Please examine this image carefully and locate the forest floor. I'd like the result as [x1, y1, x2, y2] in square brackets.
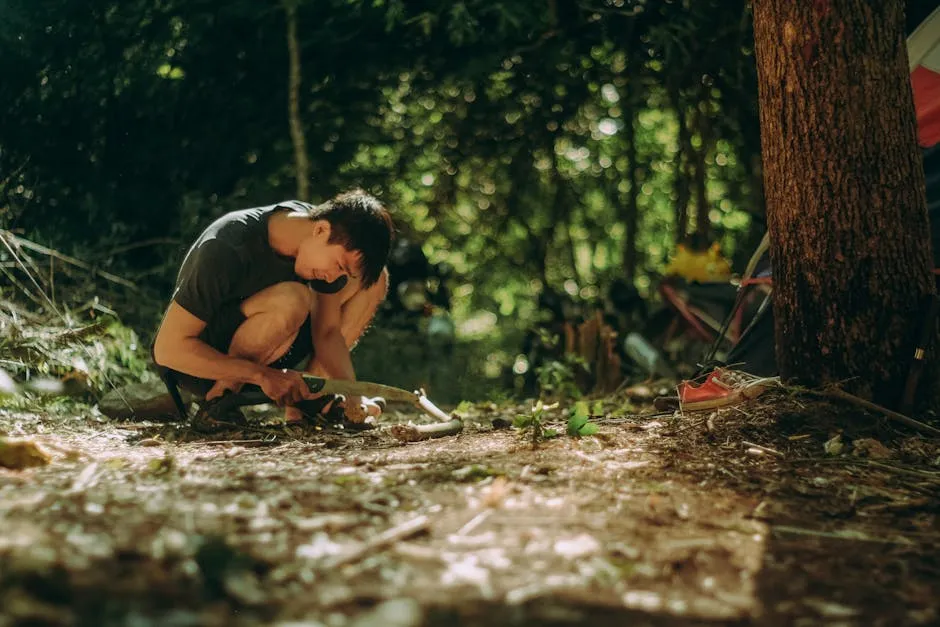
[1, 386, 939, 627]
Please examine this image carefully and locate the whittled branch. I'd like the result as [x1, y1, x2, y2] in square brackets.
[389, 419, 464, 443]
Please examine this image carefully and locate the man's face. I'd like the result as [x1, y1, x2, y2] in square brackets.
[295, 221, 363, 286]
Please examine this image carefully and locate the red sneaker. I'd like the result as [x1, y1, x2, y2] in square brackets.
[678, 368, 774, 411]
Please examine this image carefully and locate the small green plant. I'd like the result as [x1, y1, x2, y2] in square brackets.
[453, 400, 475, 416]
[513, 400, 560, 447]
[535, 355, 584, 400]
[567, 401, 599, 438]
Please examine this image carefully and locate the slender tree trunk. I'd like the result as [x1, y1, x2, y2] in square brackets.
[550, 149, 581, 285]
[752, 0, 933, 404]
[622, 88, 640, 281]
[692, 94, 712, 241]
[285, 1, 311, 201]
[669, 85, 692, 244]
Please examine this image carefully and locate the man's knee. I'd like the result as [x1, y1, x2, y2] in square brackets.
[241, 281, 311, 334]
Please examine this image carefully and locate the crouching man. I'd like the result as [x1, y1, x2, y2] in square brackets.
[152, 189, 393, 425]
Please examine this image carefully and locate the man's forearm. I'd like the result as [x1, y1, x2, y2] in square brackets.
[309, 329, 356, 380]
[155, 337, 265, 385]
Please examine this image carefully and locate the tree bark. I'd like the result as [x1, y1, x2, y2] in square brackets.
[692, 93, 712, 241]
[669, 84, 693, 244]
[752, 0, 933, 404]
[622, 88, 640, 281]
[285, 1, 311, 201]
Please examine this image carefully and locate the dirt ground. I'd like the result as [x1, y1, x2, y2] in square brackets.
[1, 387, 939, 627]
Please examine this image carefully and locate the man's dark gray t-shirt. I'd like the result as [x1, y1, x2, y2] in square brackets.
[173, 200, 313, 350]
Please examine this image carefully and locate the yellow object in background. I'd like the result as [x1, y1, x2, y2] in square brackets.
[664, 242, 732, 282]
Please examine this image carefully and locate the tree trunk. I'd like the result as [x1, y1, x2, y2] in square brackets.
[622, 88, 640, 281]
[285, 1, 311, 201]
[669, 85, 693, 244]
[752, 0, 933, 404]
[692, 94, 712, 241]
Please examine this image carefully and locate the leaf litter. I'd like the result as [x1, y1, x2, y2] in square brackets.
[0, 387, 938, 626]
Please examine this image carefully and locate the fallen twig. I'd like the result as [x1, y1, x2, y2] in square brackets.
[454, 510, 492, 537]
[771, 524, 916, 545]
[388, 418, 464, 443]
[0, 230, 139, 291]
[47, 321, 110, 344]
[320, 514, 430, 570]
[742, 440, 785, 457]
[785, 456, 940, 484]
[197, 439, 278, 448]
[812, 386, 940, 437]
[863, 460, 940, 482]
[96, 238, 180, 259]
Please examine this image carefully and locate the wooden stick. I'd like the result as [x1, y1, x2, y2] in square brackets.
[97, 238, 179, 259]
[388, 419, 464, 443]
[742, 440, 785, 457]
[820, 386, 940, 437]
[320, 514, 430, 569]
[863, 460, 940, 482]
[197, 439, 278, 448]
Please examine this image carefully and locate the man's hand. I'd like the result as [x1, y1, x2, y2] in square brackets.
[257, 368, 318, 407]
[205, 379, 244, 401]
[343, 395, 384, 423]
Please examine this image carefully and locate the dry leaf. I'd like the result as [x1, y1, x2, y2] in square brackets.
[823, 434, 844, 456]
[0, 438, 52, 470]
[852, 438, 892, 460]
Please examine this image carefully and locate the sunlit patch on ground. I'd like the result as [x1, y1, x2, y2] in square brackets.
[1, 392, 938, 626]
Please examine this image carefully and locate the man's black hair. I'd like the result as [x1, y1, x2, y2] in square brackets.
[309, 189, 394, 288]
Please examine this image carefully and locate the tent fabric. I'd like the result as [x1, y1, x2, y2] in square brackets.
[910, 7, 940, 148]
[912, 66, 940, 148]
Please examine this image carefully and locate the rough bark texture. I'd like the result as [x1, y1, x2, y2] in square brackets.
[752, 0, 933, 403]
[285, 1, 311, 201]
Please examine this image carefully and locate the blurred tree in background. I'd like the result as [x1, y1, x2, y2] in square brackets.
[0, 0, 772, 398]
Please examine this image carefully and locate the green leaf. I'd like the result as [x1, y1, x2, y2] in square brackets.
[543, 428, 559, 439]
[572, 400, 589, 421]
[578, 423, 599, 436]
[567, 401, 591, 435]
[513, 414, 532, 428]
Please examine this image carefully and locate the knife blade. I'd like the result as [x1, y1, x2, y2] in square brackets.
[214, 374, 419, 412]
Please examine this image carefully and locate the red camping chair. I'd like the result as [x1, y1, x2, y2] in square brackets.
[652, 235, 773, 372]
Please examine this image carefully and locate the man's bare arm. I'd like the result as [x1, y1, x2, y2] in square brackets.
[309, 291, 357, 381]
[340, 268, 388, 349]
[152, 301, 265, 385]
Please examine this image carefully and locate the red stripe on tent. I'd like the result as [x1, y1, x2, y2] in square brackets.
[912, 65, 940, 148]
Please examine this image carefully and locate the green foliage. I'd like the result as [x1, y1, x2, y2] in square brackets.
[351, 326, 505, 403]
[566, 401, 599, 438]
[0, 308, 157, 412]
[535, 355, 584, 401]
[513, 400, 559, 448]
[0, 0, 763, 386]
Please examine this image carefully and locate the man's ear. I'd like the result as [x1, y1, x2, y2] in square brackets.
[314, 220, 331, 239]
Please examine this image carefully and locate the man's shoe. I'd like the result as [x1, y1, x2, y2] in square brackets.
[293, 395, 341, 424]
[289, 396, 376, 432]
[677, 368, 775, 411]
[190, 398, 248, 433]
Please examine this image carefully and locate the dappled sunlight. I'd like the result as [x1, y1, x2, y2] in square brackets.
[3, 0, 940, 623]
[0, 396, 780, 624]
